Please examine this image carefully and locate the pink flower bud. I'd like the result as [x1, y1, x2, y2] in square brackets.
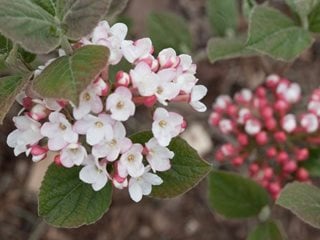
[266, 147, 277, 158]
[245, 118, 261, 135]
[274, 99, 289, 114]
[143, 95, 157, 107]
[28, 104, 48, 121]
[256, 131, 268, 145]
[249, 163, 259, 175]
[232, 156, 244, 166]
[237, 133, 249, 146]
[181, 120, 187, 130]
[93, 77, 109, 96]
[281, 114, 297, 133]
[265, 74, 280, 88]
[209, 112, 220, 126]
[274, 131, 286, 143]
[226, 104, 237, 116]
[301, 113, 319, 133]
[276, 151, 289, 164]
[221, 143, 235, 157]
[296, 168, 309, 181]
[255, 86, 266, 98]
[219, 119, 233, 134]
[265, 117, 277, 130]
[22, 96, 33, 110]
[283, 161, 297, 173]
[234, 89, 252, 104]
[260, 106, 273, 119]
[296, 148, 309, 161]
[214, 150, 224, 161]
[263, 167, 273, 180]
[30, 145, 48, 162]
[115, 71, 131, 87]
[54, 155, 62, 166]
[268, 182, 281, 195]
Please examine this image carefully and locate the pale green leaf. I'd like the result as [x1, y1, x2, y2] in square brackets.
[207, 37, 256, 63]
[31, 0, 56, 15]
[206, 0, 238, 37]
[130, 131, 212, 198]
[309, 2, 320, 32]
[33, 45, 109, 104]
[0, 0, 61, 54]
[147, 12, 193, 54]
[60, 0, 111, 40]
[247, 6, 314, 61]
[0, 75, 29, 124]
[247, 221, 285, 240]
[277, 182, 320, 229]
[208, 170, 270, 218]
[285, 0, 319, 20]
[39, 164, 113, 227]
[106, 0, 129, 19]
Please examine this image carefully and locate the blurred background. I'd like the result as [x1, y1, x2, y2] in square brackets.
[1, 0, 320, 239]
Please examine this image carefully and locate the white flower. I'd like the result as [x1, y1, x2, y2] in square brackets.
[218, 119, 233, 133]
[301, 113, 319, 133]
[41, 112, 78, 151]
[213, 95, 231, 110]
[7, 115, 43, 156]
[308, 100, 320, 116]
[79, 155, 109, 191]
[282, 114, 297, 133]
[88, 21, 128, 65]
[130, 62, 158, 96]
[121, 38, 152, 63]
[60, 143, 87, 168]
[158, 48, 180, 68]
[106, 86, 135, 121]
[145, 137, 173, 172]
[73, 86, 103, 120]
[92, 121, 132, 161]
[177, 54, 196, 74]
[175, 73, 197, 94]
[152, 107, 184, 146]
[154, 69, 180, 105]
[245, 118, 261, 135]
[118, 144, 145, 178]
[190, 85, 207, 112]
[73, 113, 113, 146]
[277, 82, 301, 103]
[128, 168, 163, 202]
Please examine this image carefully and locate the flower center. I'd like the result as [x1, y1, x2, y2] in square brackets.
[95, 121, 104, 128]
[127, 154, 135, 162]
[116, 101, 124, 109]
[59, 123, 67, 130]
[83, 92, 91, 101]
[108, 139, 117, 146]
[157, 86, 163, 94]
[159, 120, 167, 128]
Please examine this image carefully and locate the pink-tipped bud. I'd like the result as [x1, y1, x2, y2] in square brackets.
[221, 143, 236, 157]
[255, 86, 267, 98]
[276, 151, 289, 164]
[266, 147, 277, 158]
[266, 74, 280, 89]
[54, 155, 62, 166]
[143, 95, 157, 107]
[28, 104, 48, 121]
[281, 114, 297, 133]
[237, 133, 249, 146]
[296, 168, 309, 181]
[219, 119, 233, 134]
[22, 96, 33, 110]
[30, 145, 48, 162]
[232, 156, 244, 166]
[296, 148, 309, 161]
[181, 120, 187, 130]
[301, 113, 319, 133]
[249, 163, 259, 176]
[234, 89, 252, 104]
[265, 117, 277, 130]
[260, 106, 273, 119]
[274, 131, 287, 143]
[115, 71, 131, 87]
[283, 161, 297, 173]
[158, 48, 180, 69]
[263, 167, 273, 180]
[209, 112, 220, 126]
[256, 131, 268, 145]
[245, 118, 261, 135]
[93, 77, 109, 96]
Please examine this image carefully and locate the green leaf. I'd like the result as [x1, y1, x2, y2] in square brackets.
[208, 170, 270, 218]
[39, 164, 113, 228]
[130, 131, 211, 198]
[285, 0, 319, 20]
[300, 149, 320, 177]
[242, 0, 256, 20]
[106, 0, 129, 19]
[0, 0, 61, 54]
[206, 0, 238, 37]
[247, 6, 314, 61]
[0, 75, 29, 124]
[147, 12, 193, 54]
[309, 2, 320, 32]
[207, 37, 256, 63]
[277, 182, 320, 229]
[31, 0, 56, 15]
[247, 221, 284, 240]
[33, 45, 109, 104]
[60, 0, 111, 40]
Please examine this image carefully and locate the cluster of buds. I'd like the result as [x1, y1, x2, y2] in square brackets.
[7, 21, 207, 202]
[209, 74, 320, 199]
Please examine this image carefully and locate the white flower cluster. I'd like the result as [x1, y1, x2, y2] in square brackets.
[7, 21, 207, 202]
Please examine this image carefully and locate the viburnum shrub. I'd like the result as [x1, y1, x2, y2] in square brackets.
[0, 0, 211, 228]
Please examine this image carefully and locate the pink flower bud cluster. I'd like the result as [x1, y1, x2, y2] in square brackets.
[7, 21, 207, 203]
[209, 74, 320, 199]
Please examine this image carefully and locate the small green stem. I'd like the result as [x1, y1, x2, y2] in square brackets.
[61, 36, 73, 55]
[302, 15, 309, 31]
